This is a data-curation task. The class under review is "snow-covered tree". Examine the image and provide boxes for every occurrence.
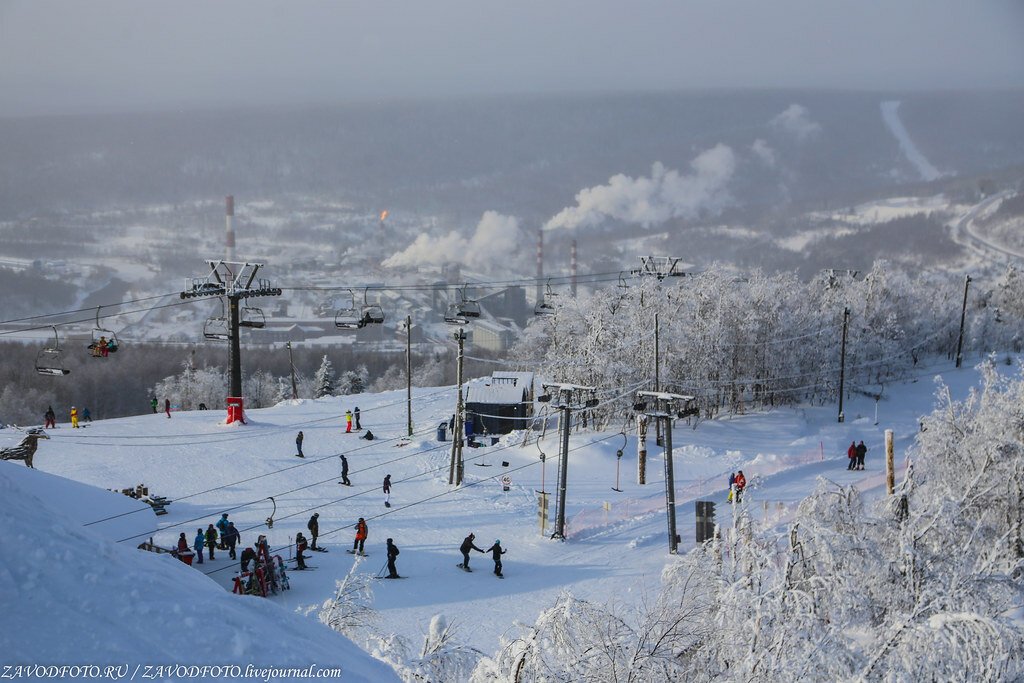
[313,355,336,398]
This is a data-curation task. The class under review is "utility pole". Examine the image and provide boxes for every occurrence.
[956,274,971,368]
[448,328,467,485]
[542,383,597,540]
[181,260,280,423]
[654,311,662,445]
[286,341,298,399]
[405,315,413,437]
[635,390,696,554]
[838,307,849,423]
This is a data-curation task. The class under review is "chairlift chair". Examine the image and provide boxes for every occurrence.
[239,306,266,329]
[360,288,385,325]
[456,284,481,318]
[203,299,231,341]
[443,303,469,326]
[335,289,365,330]
[36,326,70,376]
[89,306,119,354]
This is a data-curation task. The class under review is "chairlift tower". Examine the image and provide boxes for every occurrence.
[181,260,282,422]
[635,390,697,554]
[631,256,689,281]
[539,383,598,540]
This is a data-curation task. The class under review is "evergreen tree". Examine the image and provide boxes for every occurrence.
[314,355,336,398]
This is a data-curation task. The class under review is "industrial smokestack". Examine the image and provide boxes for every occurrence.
[536,229,544,305]
[570,239,577,297]
[225,195,236,263]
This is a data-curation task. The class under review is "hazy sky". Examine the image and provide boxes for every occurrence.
[2,0,1022,115]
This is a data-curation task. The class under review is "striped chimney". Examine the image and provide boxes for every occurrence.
[225,195,236,263]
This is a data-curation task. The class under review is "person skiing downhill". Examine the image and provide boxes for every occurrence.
[484,539,506,577]
[345,410,353,433]
[385,538,400,578]
[847,441,857,470]
[339,454,351,485]
[459,533,485,571]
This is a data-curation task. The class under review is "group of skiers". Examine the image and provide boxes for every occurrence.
[345,407,361,433]
[846,440,868,470]
[42,405,90,428]
[180,513,242,564]
[149,397,172,417]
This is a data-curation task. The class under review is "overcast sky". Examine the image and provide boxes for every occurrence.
[2,0,1022,116]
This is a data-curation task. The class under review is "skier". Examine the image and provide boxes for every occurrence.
[44,406,56,429]
[847,441,857,470]
[385,538,401,578]
[458,533,484,571]
[354,406,361,430]
[70,406,79,429]
[216,513,230,549]
[150,397,158,414]
[82,407,92,423]
[383,474,392,507]
[484,539,506,577]
[727,472,736,502]
[352,517,368,555]
[294,533,309,570]
[205,523,218,560]
[295,431,304,458]
[307,513,320,550]
[164,398,171,418]
[345,409,353,433]
[193,528,206,565]
[339,453,351,485]
[855,441,867,470]
[223,522,240,560]
[734,470,747,503]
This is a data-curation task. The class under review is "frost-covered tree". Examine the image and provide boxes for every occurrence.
[313,355,336,398]
[152,358,226,411]
[337,364,368,395]
[243,369,277,408]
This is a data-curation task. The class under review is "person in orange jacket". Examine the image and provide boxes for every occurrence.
[847,441,857,470]
[352,517,368,555]
[734,470,747,502]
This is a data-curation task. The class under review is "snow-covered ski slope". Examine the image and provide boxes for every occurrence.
[0,356,1013,664]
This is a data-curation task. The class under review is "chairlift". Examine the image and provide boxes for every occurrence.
[335,289,365,330]
[203,299,231,341]
[360,288,385,325]
[239,306,266,329]
[456,284,481,318]
[443,303,468,326]
[36,326,70,376]
[534,280,559,316]
[88,306,119,356]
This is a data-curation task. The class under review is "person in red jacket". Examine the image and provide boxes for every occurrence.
[847,441,857,470]
[734,470,747,502]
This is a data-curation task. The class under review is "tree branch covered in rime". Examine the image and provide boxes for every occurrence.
[476,366,1024,681]
[513,261,1024,424]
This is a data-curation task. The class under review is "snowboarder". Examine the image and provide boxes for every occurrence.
[70,406,79,429]
[855,441,867,470]
[345,409,353,433]
[484,539,506,577]
[360,430,374,441]
[205,524,218,560]
[216,513,230,549]
[385,538,400,578]
[294,532,308,570]
[352,517,368,555]
[82,407,92,422]
[164,398,171,418]
[354,406,361,430]
[383,474,391,507]
[734,470,747,503]
[295,431,304,458]
[847,441,857,470]
[44,406,56,429]
[193,528,206,565]
[150,397,158,414]
[459,533,484,571]
[223,522,240,560]
[339,453,351,485]
[307,513,320,550]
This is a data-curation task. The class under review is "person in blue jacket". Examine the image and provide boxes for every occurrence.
[193,528,206,564]
[216,513,230,549]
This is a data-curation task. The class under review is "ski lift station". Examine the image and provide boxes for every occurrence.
[464,371,535,435]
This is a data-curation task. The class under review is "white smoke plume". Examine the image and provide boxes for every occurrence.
[769,104,822,142]
[543,144,736,232]
[383,211,523,269]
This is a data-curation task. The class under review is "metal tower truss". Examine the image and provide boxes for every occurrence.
[180,261,282,300]
[631,256,689,280]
